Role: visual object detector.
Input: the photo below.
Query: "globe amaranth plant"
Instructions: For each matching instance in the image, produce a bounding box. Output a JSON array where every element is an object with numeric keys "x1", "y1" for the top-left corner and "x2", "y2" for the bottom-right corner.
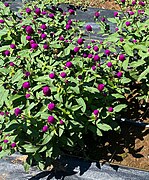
[{"x1": 0, "y1": 0, "x2": 148, "y2": 171}]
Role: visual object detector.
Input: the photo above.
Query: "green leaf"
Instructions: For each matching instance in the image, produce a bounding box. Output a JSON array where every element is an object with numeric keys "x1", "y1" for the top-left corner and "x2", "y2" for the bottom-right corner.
[
  {"x1": 114, "y1": 104, "x2": 127, "y2": 112},
  {"x1": 112, "y1": 93, "x2": 124, "y2": 98},
  {"x1": 107, "y1": 18, "x2": 117, "y2": 23},
  {"x1": 122, "y1": 57, "x2": 129, "y2": 71},
  {"x1": 121, "y1": 77, "x2": 131, "y2": 84},
  {"x1": 0, "y1": 86, "x2": 9, "y2": 108},
  {"x1": 76, "y1": 97, "x2": 86, "y2": 113},
  {"x1": 97, "y1": 123, "x2": 112, "y2": 131},
  {"x1": 123, "y1": 44, "x2": 133, "y2": 56},
  {"x1": 138, "y1": 66, "x2": 149, "y2": 81},
  {"x1": 11, "y1": 69, "x2": 23, "y2": 83},
  {"x1": 96, "y1": 128, "x2": 103, "y2": 136},
  {"x1": 54, "y1": 94, "x2": 63, "y2": 102},
  {"x1": 130, "y1": 60, "x2": 146, "y2": 67},
  {"x1": 22, "y1": 144, "x2": 39, "y2": 153},
  {"x1": 41, "y1": 131, "x2": 54, "y2": 145}
]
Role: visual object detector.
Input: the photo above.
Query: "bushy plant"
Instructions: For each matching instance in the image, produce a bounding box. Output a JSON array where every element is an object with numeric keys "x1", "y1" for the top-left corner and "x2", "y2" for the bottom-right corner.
[{"x1": 0, "y1": 0, "x2": 148, "y2": 171}]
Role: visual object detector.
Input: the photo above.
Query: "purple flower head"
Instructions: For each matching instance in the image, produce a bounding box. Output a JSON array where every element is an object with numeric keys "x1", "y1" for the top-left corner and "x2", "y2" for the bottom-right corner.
[
  {"x1": 49, "y1": 73, "x2": 55, "y2": 79},
  {"x1": 60, "y1": 72, "x2": 67, "y2": 78},
  {"x1": 83, "y1": 53, "x2": 88, "y2": 58},
  {"x1": 22, "y1": 81, "x2": 30, "y2": 89},
  {"x1": 31, "y1": 43, "x2": 38, "y2": 49},
  {"x1": 10, "y1": 44, "x2": 16, "y2": 49},
  {"x1": 3, "y1": 139, "x2": 8, "y2": 143},
  {"x1": 105, "y1": 49, "x2": 111, "y2": 56},
  {"x1": 88, "y1": 54, "x2": 93, "y2": 58},
  {"x1": 14, "y1": 108, "x2": 21, "y2": 116},
  {"x1": 0, "y1": 19, "x2": 5, "y2": 23},
  {"x1": 11, "y1": 142, "x2": 16, "y2": 148},
  {"x1": 9, "y1": 62, "x2": 15, "y2": 66},
  {"x1": 26, "y1": 36, "x2": 32, "y2": 41},
  {"x1": 47, "y1": 116, "x2": 55, "y2": 124},
  {"x1": 101, "y1": 17, "x2": 106, "y2": 22},
  {"x1": 40, "y1": 24, "x2": 47, "y2": 30},
  {"x1": 4, "y1": 3, "x2": 9, "y2": 7},
  {"x1": 114, "y1": 12, "x2": 118, "y2": 17},
  {"x1": 40, "y1": 33, "x2": 47, "y2": 39},
  {"x1": 129, "y1": 11, "x2": 134, "y2": 15},
  {"x1": 116, "y1": 71, "x2": 123, "y2": 78},
  {"x1": 126, "y1": 21, "x2": 131, "y2": 26},
  {"x1": 35, "y1": 8, "x2": 41, "y2": 15},
  {"x1": 98, "y1": 84, "x2": 105, "y2": 91},
  {"x1": 121, "y1": 0, "x2": 125, "y2": 3},
  {"x1": 94, "y1": 54, "x2": 100, "y2": 61},
  {"x1": 74, "y1": 46, "x2": 80, "y2": 53},
  {"x1": 48, "y1": 103, "x2": 55, "y2": 111},
  {"x1": 68, "y1": 9, "x2": 75, "y2": 15},
  {"x1": 115, "y1": 27, "x2": 119, "y2": 31},
  {"x1": 78, "y1": 75, "x2": 82, "y2": 80},
  {"x1": 120, "y1": 37, "x2": 124, "y2": 42},
  {"x1": 25, "y1": 71, "x2": 30, "y2": 77},
  {"x1": 87, "y1": 45, "x2": 91, "y2": 49},
  {"x1": 94, "y1": 11, "x2": 100, "y2": 18},
  {"x1": 43, "y1": 44, "x2": 49, "y2": 49},
  {"x1": 25, "y1": 93, "x2": 30, "y2": 99},
  {"x1": 42, "y1": 86, "x2": 51, "y2": 96},
  {"x1": 93, "y1": 46, "x2": 99, "y2": 52},
  {"x1": 42, "y1": 125, "x2": 48, "y2": 132},
  {"x1": 132, "y1": 0, "x2": 136, "y2": 5},
  {"x1": 67, "y1": 19, "x2": 72, "y2": 25},
  {"x1": 92, "y1": 65, "x2": 96, "y2": 71},
  {"x1": 60, "y1": 120, "x2": 64, "y2": 125},
  {"x1": 77, "y1": 38, "x2": 83, "y2": 45},
  {"x1": 139, "y1": 1, "x2": 145, "y2": 6},
  {"x1": 4, "y1": 50, "x2": 10, "y2": 56},
  {"x1": 0, "y1": 112, "x2": 5, "y2": 116},
  {"x1": 119, "y1": 54, "x2": 125, "y2": 61},
  {"x1": 133, "y1": 39, "x2": 137, "y2": 43},
  {"x1": 26, "y1": 26, "x2": 34, "y2": 34},
  {"x1": 93, "y1": 109, "x2": 99, "y2": 116},
  {"x1": 107, "y1": 62, "x2": 112, "y2": 67},
  {"x1": 59, "y1": 36, "x2": 64, "y2": 41},
  {"x1": 108, "y1": 107, "x2": 113, "y2": 112},
  {"x1": 26, "y1": 8, "x2": 31, "y2": 14},
  {"x1": 42, "y1": 11, "x2": 47, "y2": 15},
  {"x1": 0, "y1": 146, "x2": 2, "y2": 152},
  {"x1": 86, "y1": 25, "x2": 92, "y2": 31},
  {"x1": 49, "y1": 13, "x2": 55, "y2": 19},
  {"x1": 66, "y1": 61, "x2": 73, "y2": 68},
  {"x1": 66, "y1": 24, "x2": 71, "y2": 30}
]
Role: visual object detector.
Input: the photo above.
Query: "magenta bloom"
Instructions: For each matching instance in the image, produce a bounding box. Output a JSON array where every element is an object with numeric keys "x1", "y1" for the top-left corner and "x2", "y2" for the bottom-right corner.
[
  {"x1": 138, "y1": 1, "x2": 145, "y2": 6},
  {"x1": 87, "y1": 45, "x2": 91, "y2": 49},
  {"x1": 119, "y1": 54, "x2": 125, "y2": 61},
  {"x1": 26, "y1": 36, "x2": 32, "y2": 41},
  {"x1": 11, "y1": 142, "x2": 16, "y2": 148},
  {"x1": 0, "y1": 19, "x2": 5, "y2": 23},
  {"x1": 66, "y1": 61, "x2": 73, "y2": 68},
  {"x1": 92, "y1": 65, "x2": 96, "y2": 71},
  {"x1": 40, "y1": 24, "x2": 47, "y2": 30},
  {"x1": 49, "y1": 73, "x2": 55, "y2": 79},
  {"x1": 108, "y1": 107, "x2": 113, "y2": 112},
  {"x1": 14, "y1": 108, "x2": 21, "y2": 116},
  {"x1": 40, "y1": 33, "x2": 47, "y2": 39},
  {"x1": 48, "y1": 103, "x2": 55, "y2": 111},
  {"x1": 74, "y1": 46, "x2": 80, "y2": 53},
  {"x1": 77, "y1": 38, "x2": 83, "y2": 45},
  {"x1": 42, "y1": 125, "x2": 48, "y2": 132},
  {"x1": 60, "y1": 120, "x2": 64, "y2": 125},
  {"x1": 25, "y1": 93, "x2": 30, "y2": 99},
  {"x1": 93, "y1": 46, "x2": 99, "y2": 52},
  {"x1": 129, "y1": 11, "x2": 134, "y2": 15},
  {"x1": 0, "y1": 112, "x2": 5, "y2": 116},
  {"x1": 42, "y1": 11, "x2": 47, "y2": 15},
  {"x1": 9, "y1": 62, "x2": 15, "y2": 66},
  {"x1": 22, "y1": 82, "x2": 30, "y2": 89},
  {"x1": 66, "y1": 24, "x2": 71, "y2": 30},
  {"x1": 10, "y1": 44, "x2": 16, "y2": 49},
  {"x1": 98, "y1": 84, "x2": 105, "y2": 91},
  {"x1": 26, "y1": 26, "x2": 34, "y2": 34},
  {"x1": 3, "y1": 139, "x2": 8, "y2": 143},
  {"x1": 24, "y1": 71, "x2": 30, "y2": 77},
  {"x1": 93, "y1": 54, "x2": 100, "y2": 61},
  {"x1": 114, "y1": 12, "x2": 118, "y2": 17},
  {"x1": 125, "y1": 21, "x2": 131, "y2": 26},
  {"x1": 105, "y1": 49, "x2": 111, "y2": 56},
  {"x1": 42, "y1": 86, "x2": 51, "y2": 96},
  {"x1": 86, "y1": 25, "x2": 92, "y2": 31},
  {"x1": 60, "y1": 72, "x2": 67, "y2": 78},
  {"x1": 35, "y1": 8, "x2": 41, "y2": 15},
  {"x1": 101, "y1": 17, "x2": 106, "y2": 22},
  {"x1": 49, "y1": 13, "x2": 55, "y2": 19},
  {"x1": 107, "y1": 62, "x2": 112, "y2": 67},
  {"x1": 115, "y1": 27, "x2": 119, "y2": 31},
  {"x1": 67, "y1": 19, "x2": 72, "y2": 25},
  {"x1": 59, "y1": 36, "x2": 64, "y2": 41},
  {"x1": 120, "y1": 37, "x2": 124, "y2": 42},
  {"x1": 132, "y1": 0, "x2": 136, "y2": 5},
  {"x1": 26, "y1": 8, "x2": 31, "y2": 14},
  {"x1": 93, "y1": 109, "x2": 99, "y2": 116},
  {"x1": 94, "y1": 11, "x2": 100, "y2": 18},
  {"x1": 43, "y1": 44, "x2": 49, "y2": 49},
  {"x1": 47, "y1": 116, "x2": 55, "y2": 124},
  {"x1": 116, "y1": 71, "x2": 123, "y2": 78},
  {"x1": 121, "y1": 0, "x2": 125, "y2": 3},
  {"x1": 0, "y1": 146, "x2": 2, "y2": 152},
  {"x1": 31, "y1": 43, "x2": 38, "y2": 49},
  {"x1": 4, "y1": 50, "x2": 10, "y2": 56},
  {"x1": 88, "y1": 54, "x2": 93, "y2": 58},
  {"x1": 4, "y1": 3, "x2": 9, "y2": 7},
  {"x1": 68, "y1": 9, "x2": 75, "y2": 15}
]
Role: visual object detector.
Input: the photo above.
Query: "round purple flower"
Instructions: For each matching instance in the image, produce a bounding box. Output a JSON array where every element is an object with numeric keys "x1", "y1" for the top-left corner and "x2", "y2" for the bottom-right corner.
[
  {"x1": 66, "y1": 24, "x2": 71, "y2": 30},
  {"x1": 4, "y1": 50, "x2": 10, "y2": 56},
  {"x1": 107, "y1": 62, "x2": 112, "y2": 67},
  {"x1": 59, "y1": 36, "x2": 64, "y2": 41},
  {"x1": 47, "y1": 116, "x2": 55, "y2": 124},
  {"x1": 138, "y1": 1, "x2": 145, "y2": 6},
  {"x1": 114, "y1": 12, "x2": 118, "y2": 17},
  {"x1": 0, "y1": 112, "x2": 5, "y2": 116},
  {"x1": 132, "y1": 0, "x2": 136, "y2": 5},
  {"x1": 83, "y1": 53, "x2": 88, "y2": 58},
  {"x1": 120, "y1": 37, "x2": 124, "y2": 42},
  {"x1": 93, "y1": 109, "x2": 99, "y2": 116},
  {"x1": 43, "y1": 44, "x2": 49, "y2": 49},
  {"x1": 14, "y1": 108, "x2": 21, "y2": 116},
  {"x1": 25, "y1": 93, "x2": 30, "y2": 99},
  {"x1": 35, "y1": 8, "x2": 41, "y2": 15},
  {"x1": 74, "y1": 46, "x2": 80, "y2": 53},
  {"x1": 87, "y1": 45, "x2": 91, "y2": 49},
  {"x1": 108, "y1": 107, "x2": 113, "y2": 112},
  {"x1": 3, "y1": 139, "x2": 8, "y2": 143},
  {"x1": 94, "y1": 11, "x2": 100, "y2": 18},
  {"x1": 66, "y1": 61, "x2": 73, "y2": 68},
  {"x1": 101, "y1": 17, "x2": 106, "y2": 22},
  {"x1": 26, "y1": 26, "x2": 34, "y2": 34},
  {"x1": 77, "y1": 38, "x2": 83, "y2": 45},
  {"x1": 26, "y1": 8, "x2": 31, "y2": 14},
  {"x1": 31, "y1": 43, "x2": 38, "y2": 49},
  {"x1": 97, "y1": 84, "x2": 105, "y2": 91},
  {"x1": 40, "y1": 24, "x2": 47, "y2": 30},
  {"x1": 86, "y1": 25, "x2": 92, "y2": 31},
  {"x1": 0, "y1": 19, "x2": 5, "y2": 23},
  {"x1": 0, "y1": 146, "x2": 2, "y2": 152},
  {"x1": 92, "y1": 65, "x2": 96, "y2": 71},
  {"x1": 26, "y1": 36, "x2": 32, "y2": 41},
  {"x1": 60, "y1": 120, "x2": 64, "y2": 125},
  {"x1": 93, "y1": 54, "x2": 100, "y2": 61},
  {"x1": 119, "y1": 54, "x2": 125, "y2": 61},
  {"x1": 133, "y1": 39, "x2": 137, "y2": 43},
  {"x1": 93, "y1": 46, "x2": 99, "y2": 52},
  {"x1": 49, "y1": 73, "x2": 55, "y2": 79},
  {"x1": 24, "y1": 71, "x2": 30, "y2": 77},
  {"x1": 42, "y1": 86, "x2": 51, "y2": 96},
  {"x1": 60, "y1": 72, "x2": 67, "y2": 78},
  {"x1": 121, "y1": 0, "x2": 125, "y2": 3},
  {"x1": 42, "y1": 11, "x2": 47, "y2": 15},
  {"x1": 49, "y1": 13, "x2": 55, "y2": 19},
  {"x1": 104, "y1": 49, "x2": 111, "y2": 56},
  {"x1": 9, "y1": 62, "x2": 15, "y2": 66},
  {"x1": 67, "y1": 19, "x2": 72, "y2": 25},
  {"x1": 116, "y1": 71, "x2": 123, "y2": 78},
  {"x1": 129, "y1": 11, "x2": 134, "y2": 15},
  {"x1": 48, "y1": 103, "x2": 55, "y2": 111},
  {"x1": 40, "y1": 33, "x2": 47, "y2": 39},
  {"x1": 22, "y1": 81, "x2": 30, "y2": 89},
  {"x1": 10, "y1": 44, "x2": 16, "y2": 49},
  {"x1": 115, "y1": 27, "x2": 119, "y2": 31},
  {"x1": 88, "y1": 54, "x2": 93, "y2": 58},
  {"x1": 4, "y1": 3, "x2": 9, "y2": 7},
  {"x1": 68, "y1": 9, "x2": 75, "y2": 15},
  {"x1": 125, "y1": 21, "x2": 131, "y2": 26},
  {"x1": 42, "y1": 125, "x2": 48, "y2": 132},
  {"x1": 11, "y1": 142, "x2": 16, "y2": 148}
]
